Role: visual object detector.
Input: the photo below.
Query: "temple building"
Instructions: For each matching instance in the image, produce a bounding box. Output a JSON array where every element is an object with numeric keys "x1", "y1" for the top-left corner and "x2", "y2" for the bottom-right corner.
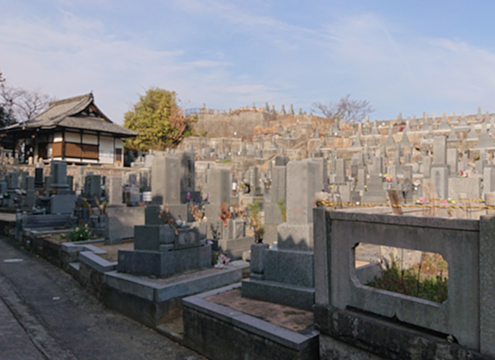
[{"x1": 0, "y1": 93, "x2": 137, "y2": 165}]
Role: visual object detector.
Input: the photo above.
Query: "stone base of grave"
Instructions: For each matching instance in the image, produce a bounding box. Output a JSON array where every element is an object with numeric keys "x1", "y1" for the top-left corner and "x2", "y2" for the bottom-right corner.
[
  {"x1": 117, "y1": 245, "x2": 212, "y2": 277},
  {"x1": 241, "y1": 247, "x2": 315, "y2": 311},
  {"x1": 241, "y1": 279, "x2": 315, "y2": 311},
  {"x1": 212, "y1": 235, "x2": 255, "y2": 260},
  {"x1": 182, "y1": 283, "x2": 320, "y2": 360},
  {"x1": 103, "y1": 261, "x2": 248, "y2": 328}
]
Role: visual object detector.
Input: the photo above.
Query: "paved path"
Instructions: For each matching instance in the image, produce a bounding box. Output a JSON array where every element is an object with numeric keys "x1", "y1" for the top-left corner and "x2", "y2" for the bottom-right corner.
[{"x1": 0, "y1": 236, "x2": 204, "y2": 360}]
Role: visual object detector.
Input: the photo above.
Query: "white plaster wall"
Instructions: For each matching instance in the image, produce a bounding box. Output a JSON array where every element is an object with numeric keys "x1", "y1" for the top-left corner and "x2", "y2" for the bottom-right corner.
[
  {"x1": 65, "y1": 132, "x2": 81, "y2": 143},
  {"x1": 82, "y1": 133, "x2": 98, "y2": 145},
  {"x1": 53, "y1": 132, "x2": 63, "y2": 142},
  {"x1": 99, "y1": 136, "x2": 114, "y2": 164}
]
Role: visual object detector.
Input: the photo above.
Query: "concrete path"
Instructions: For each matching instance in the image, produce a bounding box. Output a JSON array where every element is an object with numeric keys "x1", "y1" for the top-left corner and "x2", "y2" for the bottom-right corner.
[{"x1": 0, "y1": 235, "x2": 204, "y2": 360}]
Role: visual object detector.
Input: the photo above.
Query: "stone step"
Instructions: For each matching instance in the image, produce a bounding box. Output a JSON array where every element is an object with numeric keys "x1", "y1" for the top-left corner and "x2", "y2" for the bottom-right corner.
[{"x1": 68, "y1": 262, "x2": 80, "y2": 271}]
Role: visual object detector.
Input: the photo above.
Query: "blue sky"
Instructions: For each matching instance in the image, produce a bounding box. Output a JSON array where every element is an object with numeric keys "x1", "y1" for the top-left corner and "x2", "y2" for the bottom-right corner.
[{"x1": 2, "y1": 1, "x2": 495, "y2": 124}]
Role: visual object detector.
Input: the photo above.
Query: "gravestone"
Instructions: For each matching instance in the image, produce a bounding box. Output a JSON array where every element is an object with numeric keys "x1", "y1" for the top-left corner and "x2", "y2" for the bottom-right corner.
[
  {"x1": 20, "y1": 171, "x2": 29, "y2": 190},
  {"x1": 84, "y1": 174, "x2": 101, "y2": 200},
  {"x1": 476, "y1": 123, "x2": 493, "y2": 148},
  {"x1": 211, "y1": 217, "x2": 254, "y2": 260},
  {"x1": 139, "y1": 168, "x2": 151, "y2": 191},
  {"x1": 357, "y1": 168, "x2": 367, "y2": 192},
  {"x1": 402, "y1": 165, "x2": 413, "y2": 201},
  {"x1": 334, "y1": 159, "x2": 346, "y2": 184},
  {"x1": 242, "y1": 159, "x2": 323, "y2": 310},
  {"x1": 204, "y1": 168, "x2": 231, "y2": 227},
  {"x1": 362, "y1": 157, "x2": 387, "y2": 203},
  {"x1": 128, "y1": 173, "x2": 138, "y2": 186},
  {"x1": 106, "y1": 176, "x2": 123, "y2": 206},
  {"x1": 152, "y1": 156, "x2": 180, "y2": 204},
  {"x1": 44, "y1": 176, "x2": 53, "y2": 195},
  {"x1": 51, "y1": 161, "x2": 70, "y2": 194},
  {"x1": 24, "y1": 176, "x2": 35, "y2": 207},
  {"x1": 67, "y1": 176, "x2": 74, "y2": 192},
  {"x1": 34, "y1": 168, "x2": 44, "y2": 187},
  {"x1": 175, "y1": 150, "x2": 196, "y2": 203},
  {"x1": 117, "y1": 222, "x2": 211, "y2": 277},
  {"x1": 264, "y1": 161, "x2": 287, "y2": 245},
  {"x1": 423, "y1": 156, "x2": 432, "y2": 178},
  {"x1": 247, "y1": 166, "x2": 262, "y2": 196},
  {"x1": 430, "y1": 136, "x2": 449, "y2": 199},
  {"x1": 484, "y1": 166, "x2": 495, "y2": 197},
  {"x1": 447, "y1": 148, "x2": 458, "y2": 175},
  {"x1": 8, "y1": 171, "x2": 18, "y2": 190}
]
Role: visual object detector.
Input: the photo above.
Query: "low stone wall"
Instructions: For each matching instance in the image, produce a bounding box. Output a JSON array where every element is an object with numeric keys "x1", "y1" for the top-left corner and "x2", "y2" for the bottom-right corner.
[
  {"x1": 313, "y1": 208, "x2": 495, "y2": 357},
  {"x1": 182, "y1": 284, "x2": 320, "y2": 360}
]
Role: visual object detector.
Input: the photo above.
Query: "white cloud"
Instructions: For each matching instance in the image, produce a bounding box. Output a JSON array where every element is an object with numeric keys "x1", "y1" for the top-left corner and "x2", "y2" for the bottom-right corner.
[{"x1": 3, "y1": 3, "x2": 495, "y2": 124}]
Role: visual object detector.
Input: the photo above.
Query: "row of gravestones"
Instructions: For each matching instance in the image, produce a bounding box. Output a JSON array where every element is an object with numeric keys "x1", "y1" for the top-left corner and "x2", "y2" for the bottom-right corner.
[
  {"x1": 116, "y1": 152, "x2": 320, "y2": 305},
  {"x1": 323, "y1": 135, "x2": 495, "y2": 203}
]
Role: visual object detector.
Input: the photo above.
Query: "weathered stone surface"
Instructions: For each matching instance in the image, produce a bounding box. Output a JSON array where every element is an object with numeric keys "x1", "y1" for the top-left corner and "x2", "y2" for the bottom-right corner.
[
  {"x1": 117, "y1": 244, "x2": 211, "y2": 277},
  {"x1": 277, "y1": 222, "x2": 314, "y2": 251},
  {"x1": 105, "y1": 206, "x2": 145, "y2": 244},
  {"x1": 317, "y1": 209, "x2": 481, "y2": 350},
  {"x1": 151, "y1": 156, "x2": 181, "y2": 205},
  {"x1": 105, "y1": 176, "x2": 122, "y2": 205},
  {"x1": 315, "y1": 306, "x2": 488, "y2": 360},
  {"x1": 479, "y1": 215, "x2": 495, "y2": 357},
  {"x1": 263, "y1": 248, "x2": 314, "y2": 287}
]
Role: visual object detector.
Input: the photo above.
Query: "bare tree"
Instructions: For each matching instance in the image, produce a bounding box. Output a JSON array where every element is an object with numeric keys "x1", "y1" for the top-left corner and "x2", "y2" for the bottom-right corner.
[
  {"x1": 312, "y1": 94, "x2": 374, "y2": 126},
  {"x1": 1, "y1": 86, "x2": 53, "y2": 122}
]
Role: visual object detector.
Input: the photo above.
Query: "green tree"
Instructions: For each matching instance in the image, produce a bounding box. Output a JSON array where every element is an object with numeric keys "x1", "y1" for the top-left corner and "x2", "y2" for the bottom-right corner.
[{"x1": 124, "y1": 87, "x2": 195, "y2": 152}]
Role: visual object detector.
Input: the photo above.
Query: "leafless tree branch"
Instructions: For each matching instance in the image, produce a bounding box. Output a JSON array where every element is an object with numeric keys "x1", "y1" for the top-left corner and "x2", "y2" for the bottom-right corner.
[{"x1": 311, "y1": 94, "x2": 375, "y2": 125}]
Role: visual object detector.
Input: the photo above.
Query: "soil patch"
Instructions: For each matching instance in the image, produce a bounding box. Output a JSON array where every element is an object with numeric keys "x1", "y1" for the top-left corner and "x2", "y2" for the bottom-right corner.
[{"x1": 205, "y1": 289, "x2": 313, "y2": 333}]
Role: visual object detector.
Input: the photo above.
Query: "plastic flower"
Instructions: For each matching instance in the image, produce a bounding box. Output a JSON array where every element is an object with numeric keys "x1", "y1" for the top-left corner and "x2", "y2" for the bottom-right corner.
[{"x1": 187, "y1": 192, "x2": 191, "y2": 200}]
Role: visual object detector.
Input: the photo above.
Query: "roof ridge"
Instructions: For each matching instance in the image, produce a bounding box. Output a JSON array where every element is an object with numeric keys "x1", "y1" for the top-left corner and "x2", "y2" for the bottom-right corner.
[{"x1": 49, "y1": 93, "x2": 92, "y2": 107}]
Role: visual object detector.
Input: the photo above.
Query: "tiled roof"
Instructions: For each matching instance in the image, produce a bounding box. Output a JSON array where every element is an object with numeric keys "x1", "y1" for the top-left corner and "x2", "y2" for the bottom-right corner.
[{"x1": 0, "y1": 93, "x2": 138, "y2": 137}]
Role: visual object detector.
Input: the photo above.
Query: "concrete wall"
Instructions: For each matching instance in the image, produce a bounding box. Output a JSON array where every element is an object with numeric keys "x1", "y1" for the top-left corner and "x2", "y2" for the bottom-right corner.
[{"x1": 314, "y1": 208, "x2": 495, "y2": 356}]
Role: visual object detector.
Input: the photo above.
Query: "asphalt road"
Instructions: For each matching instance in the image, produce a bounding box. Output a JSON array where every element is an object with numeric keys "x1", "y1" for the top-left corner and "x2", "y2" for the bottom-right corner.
[{"x1": 0, "y1": 235, "x2": 205, "y2": 360}]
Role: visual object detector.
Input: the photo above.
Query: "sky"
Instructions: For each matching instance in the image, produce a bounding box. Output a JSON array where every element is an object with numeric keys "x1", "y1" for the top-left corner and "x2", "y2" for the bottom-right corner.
[{"x1": 2, "y1": 1, "x2": 495, "y2": 125}]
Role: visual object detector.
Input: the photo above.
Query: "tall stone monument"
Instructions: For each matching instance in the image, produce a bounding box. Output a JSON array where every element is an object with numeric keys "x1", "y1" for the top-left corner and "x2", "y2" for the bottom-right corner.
[{"x1": 242, "y1": 159, "x2": 323, "y2": 310}]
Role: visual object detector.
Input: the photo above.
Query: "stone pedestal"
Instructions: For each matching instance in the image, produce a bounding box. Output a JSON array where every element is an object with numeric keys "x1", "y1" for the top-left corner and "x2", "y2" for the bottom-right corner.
[
  {"x1": 117, "y1": 224, "x2": 211, "y2": 278},
  {"x1": 211, "y1": 218, "x2": 254, "y2": 260},
  {"x1": 242, "y1": 159, "x2": 321, "y2": 310}
]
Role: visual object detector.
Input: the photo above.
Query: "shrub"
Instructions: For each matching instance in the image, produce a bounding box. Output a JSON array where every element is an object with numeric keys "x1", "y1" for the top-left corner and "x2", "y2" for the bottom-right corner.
[
  {"x1": 366, "y1": 254, "x2": 448, "y2": 303},
  {"x1": 65, "y1": 222, "x2": 93, "y2": 242}
]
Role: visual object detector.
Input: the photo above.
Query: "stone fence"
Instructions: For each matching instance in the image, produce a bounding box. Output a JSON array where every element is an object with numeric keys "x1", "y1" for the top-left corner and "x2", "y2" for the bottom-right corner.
[{"x1": 314, "y1": 208, "x2": 495, "y2": 357}]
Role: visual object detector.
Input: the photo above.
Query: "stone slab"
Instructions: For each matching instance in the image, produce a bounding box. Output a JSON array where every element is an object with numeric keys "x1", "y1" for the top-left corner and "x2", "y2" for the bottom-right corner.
[
  {"x1": 263, "y1": 248, "x2": 314, "y2": 287},
  {"x1": 117, "y1": 245, "x2": 212, "y2": 277},
  {"x1": 241, "y1": 278, "x2": 315, "y2": 311},
  {"x1": 78, "y1": 251, "x2": 117, "y2": 273}
]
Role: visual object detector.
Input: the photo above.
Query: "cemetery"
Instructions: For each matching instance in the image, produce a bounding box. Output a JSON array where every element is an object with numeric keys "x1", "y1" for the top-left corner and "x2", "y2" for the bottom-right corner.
[{"x1": 3, "y1": 105, "x2": 495, "y2": 359}]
